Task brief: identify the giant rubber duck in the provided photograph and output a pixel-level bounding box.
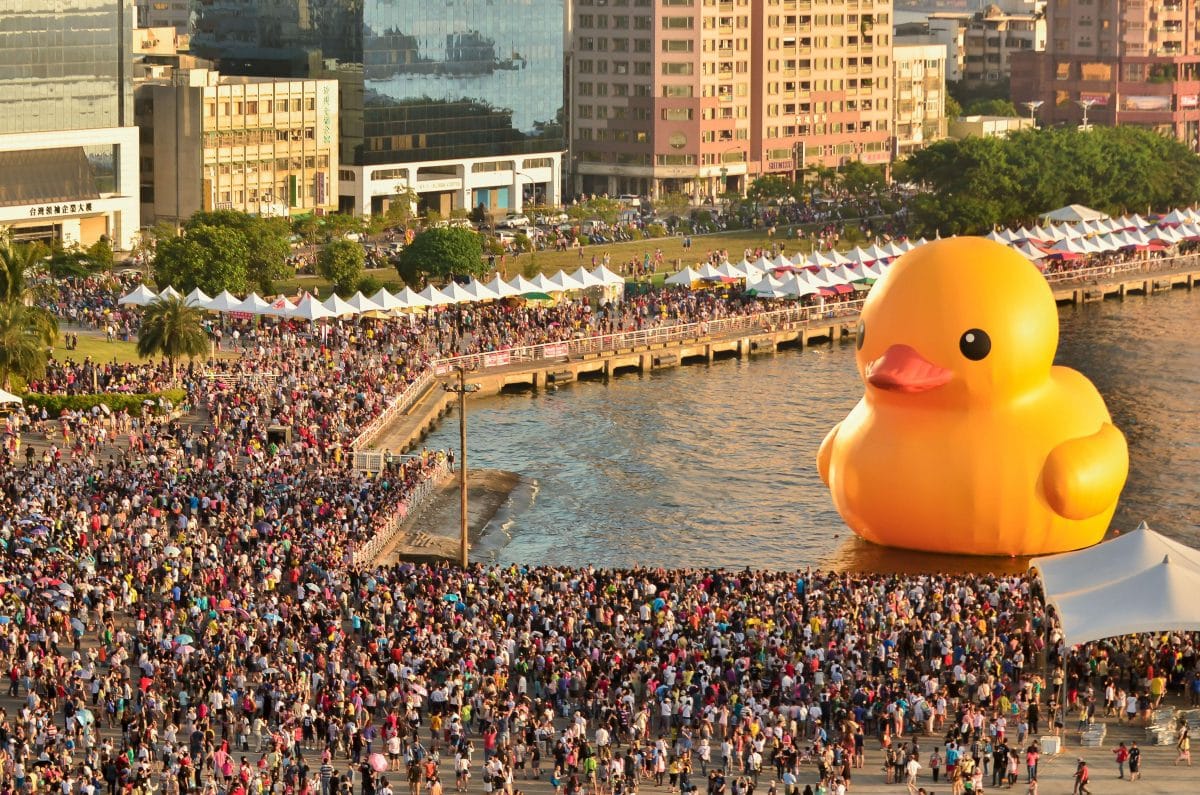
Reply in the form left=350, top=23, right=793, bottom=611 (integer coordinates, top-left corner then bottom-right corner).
left=818, top=237, right=1128, bottom=556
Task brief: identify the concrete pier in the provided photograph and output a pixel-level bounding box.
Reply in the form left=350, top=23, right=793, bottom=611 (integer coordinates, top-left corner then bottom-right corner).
left=367, top=264, right=1197, bottom=456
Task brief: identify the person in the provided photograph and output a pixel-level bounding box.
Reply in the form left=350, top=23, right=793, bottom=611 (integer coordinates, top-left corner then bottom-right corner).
left=928, top=750, right=940, bottom=784
left=1072, top=759, right=1090, bottom=795
left=905, top=755, right=921, bottom=794
left=1128, top=741, right=1141, bottom=780
left=1176, top=726, right=1191, bottom=767
left=1113, top=742, right=1129, bottom=779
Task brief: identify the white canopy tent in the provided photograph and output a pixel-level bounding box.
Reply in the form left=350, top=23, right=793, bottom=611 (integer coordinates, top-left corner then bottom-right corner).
left=184, top=288, right=211, bottom=307
left=118, top=284, right=158, bottom=306
left=589, top=265, right=627, bottom=286
left=664, top=267, right=704, bottom=286
left=393, top=287, right=432, bottom=310
left=321, top=293, right=358, bottom=317
left=0, top=389, right=22, bottom=405
left=289, top=295, right=335, bottom=321
left=438, top=281, right=476, bottom=304
left=236, top=293, right=273, bottom=314
left=460, top=280, right=500, bottom=303
left=485, top=276, right=521, bottom=299
left=344, top=292, right=384, bottom=314
left=1032, top=523, right=1200, bottom=645
left=1040, top=204, right=1109, bottom=223
left=418, top=285, right=454, bottom=307
left=158, top=286, right=182, bottom=301
left=570, top=267, right=606, bottom=289
left=262, top=296, right=296, bottom=317
left=506, top=275, right=542, bottom=295
left=369, top=288, right=406, bottom=312
left=204, top=290, right=244, bottom=313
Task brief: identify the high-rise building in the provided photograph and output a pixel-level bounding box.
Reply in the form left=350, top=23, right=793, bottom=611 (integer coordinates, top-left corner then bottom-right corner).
left=893, top=43, right=947, bottom=157
left=134, top=0, right=190, bottom=34
left=193, top=0, right=566, bottom=216
left=1011, top=0, right=1200, bottom=147
left=136, top=68, right=339, bottom=224
left=0, top=0, right=141, bottom=249
left=924, top=4, right=1045, bottom=85
left=568, top=0, right=894, bottom=200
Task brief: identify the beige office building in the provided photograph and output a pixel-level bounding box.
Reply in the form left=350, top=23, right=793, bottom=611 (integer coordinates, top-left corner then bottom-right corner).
left=569, top=0, right=894, bottom=200
left=927, top=4, right=1045, bottom=85
left=137, top=68, right=338, bottom=224
left=893, top=43, right=947, bottom=156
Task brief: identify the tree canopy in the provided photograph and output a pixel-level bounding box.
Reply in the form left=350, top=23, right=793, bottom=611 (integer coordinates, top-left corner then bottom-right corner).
left=394, top=227, right=486, bottom=284
left=185, top=211, right=293, bottom=293
left=136, top=296, right=210, bottom=374
left=153, top=224, right=252, bottom=295
left=903, top=126, right=1200, bottom=237
left=318, top=239, right=366, bottom=296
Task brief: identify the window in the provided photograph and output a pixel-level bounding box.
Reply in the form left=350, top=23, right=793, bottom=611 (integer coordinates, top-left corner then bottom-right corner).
left=662, top=62, right=694, bottom=75
left=662, top=108, right=693, bottom=120
left=662, top=16, right=694, bottom=28
left=663, top=39, right=694, bottom=51
left=663, top=84, right=693, bottom=97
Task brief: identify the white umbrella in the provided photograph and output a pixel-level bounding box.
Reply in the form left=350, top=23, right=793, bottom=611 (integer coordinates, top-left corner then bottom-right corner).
left=262, top=296, right=296, bottom=317
left=237, top=292, right=273, bottom=314
left=507, top=275, right=542, bottom=295
left=589, top=265, right=626, bottom=286
left=570, top=267, right=606, bottom=289
left=322, top=293, right=358, bottom=316
left=418, top=285, right=455, bottom=306
left=393, top=287, right=432, bottom=310
left=664, top=267, right=704, bottom=286
left=205, top=290, right=243, bottom=313
left=485, top=275, right=521, bottom=298
left=369, top=288, right=405, bottom=311
left=460, top=280, right=500, bottom=302
left=344, top=292, right=384, bottom=313
left=118, top=285, right=157, bottom=306
left=158, top=286, right=182, bottom=301
left=289, top=295, right=335, bottom=321
left=185, top=287, right=211, bottom=307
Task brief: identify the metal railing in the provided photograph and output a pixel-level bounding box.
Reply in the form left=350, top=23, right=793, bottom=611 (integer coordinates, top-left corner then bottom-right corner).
left=349, top=368, right=435, bottom=454
left=1043, top=253, right=1199, bottom=284
left=351, top=459, right=450, bottom=566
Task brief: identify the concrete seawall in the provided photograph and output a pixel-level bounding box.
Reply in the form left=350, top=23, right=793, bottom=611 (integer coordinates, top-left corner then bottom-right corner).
left=371, top=266, right=1198, bottom=457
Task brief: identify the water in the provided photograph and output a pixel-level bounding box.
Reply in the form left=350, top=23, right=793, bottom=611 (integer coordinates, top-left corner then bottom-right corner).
left=425, top=291, right=1200, bottom=572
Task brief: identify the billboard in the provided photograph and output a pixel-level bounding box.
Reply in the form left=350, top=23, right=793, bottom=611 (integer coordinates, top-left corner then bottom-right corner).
left=1121, top=95, right=1171, bottom=112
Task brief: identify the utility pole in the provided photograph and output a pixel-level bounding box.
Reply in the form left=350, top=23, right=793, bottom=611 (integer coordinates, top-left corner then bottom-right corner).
left=444, top=366, right=479, bottom=568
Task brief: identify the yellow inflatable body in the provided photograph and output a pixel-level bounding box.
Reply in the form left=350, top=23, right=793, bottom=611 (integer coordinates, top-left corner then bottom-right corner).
left=818, top=237, right=1128, bottom=556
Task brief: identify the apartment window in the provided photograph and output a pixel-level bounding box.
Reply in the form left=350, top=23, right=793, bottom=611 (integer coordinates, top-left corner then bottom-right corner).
left=613, top=15, right=629, bottom=27
left=663, top=84, right=694, bottom=97
left=579, top=13, right=593, bottom=26
left=578, top=59, right=594, bottom=73
left=662, top=62, right=694, bottom=75
left=635, top=62, right=652, bottom=75
left=662, top=108, right=694, bottom=121
left=662, top=16, right=694, bottom=28
left=635, top=39, right=652, bottom=52
left=578, top=81, right=594, bottom=96
left=634, top=15, right=652, bottom=28
left=663, top=39, right=694, bottom=52
left=613, top=38, right=629, bottom=51
left=663, top=0, right=694, bottom=4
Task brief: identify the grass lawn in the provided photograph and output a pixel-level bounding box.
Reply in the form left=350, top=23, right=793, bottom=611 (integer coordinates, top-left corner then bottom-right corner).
left=51, top=332, right=144, bottom=365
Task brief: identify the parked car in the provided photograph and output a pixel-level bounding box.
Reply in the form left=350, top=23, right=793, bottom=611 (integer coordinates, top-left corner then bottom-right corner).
left=498, top=213, right=530, bottom=228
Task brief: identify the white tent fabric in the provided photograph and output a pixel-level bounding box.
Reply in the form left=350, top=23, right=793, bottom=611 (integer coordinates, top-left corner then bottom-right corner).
left=695, top=263, right=726, bottom=281
left=438, top=281, right=476, bottom=304
left=746, top=275, right=789, bottom=298
left=460, top=280, right=500, bottom=302
left=716, top=262, right=748, bottom=280
left=546, top=270, right=585, bottom=292
left=485, top=276, right=521, bottom=298
left=777, top=274, right=819, bottom=298
left=344, top=292, right=383, bottom=313
left=184, top=288, right=211, bottom=307
left=237, top=293, right=273, bottom=314
left=570, top=267, right=606, bottom=289
left=204, top=290, right=243, bottom=313
left=369, top=288, right=405, bottom=311
left=0, top=389, right=22, bottom=405
left=1032, top=524, right=1200, bottom=645
left=418, top=285, right=454, bottom=306
left=1040, top=204, right=1109, bottom=223
left=506, top=275, right=542, bottom=295
left=589, top=265, right=626, bottom=286
left=1013, top=241, right=1047, bottom=261
left=158, top=286, right=181, bottom=301
left=321, top=293, right=358, bottom=317
left=289, top=295, right=335, bottom=321
left=1159, top=208, right=1198, bottom=225
left=393, top=287, right=432, bottom=309
left=262, top=296, right=296, bottom=317
left=664, top=267, right=703, bottom=286
left=118, top=285, right=158, bottom=306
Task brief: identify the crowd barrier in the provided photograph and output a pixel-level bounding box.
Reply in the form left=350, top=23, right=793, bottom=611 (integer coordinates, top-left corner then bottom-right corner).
left=351, top=458, right=450, bottom=566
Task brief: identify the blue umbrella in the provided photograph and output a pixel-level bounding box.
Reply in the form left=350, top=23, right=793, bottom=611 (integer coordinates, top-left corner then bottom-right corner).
left=174, top=634, right=194, bottom=645
left=263, top=613, right=282, bottom=623
left=0, top=617, right=10, bottom=625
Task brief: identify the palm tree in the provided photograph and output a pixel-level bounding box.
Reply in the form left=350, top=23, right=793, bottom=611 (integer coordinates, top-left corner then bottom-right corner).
left=137, top=296, right=211, bottom=376
left=0, top=238, right=44, bottom=304
left=0, top=302, right=57, bottom=390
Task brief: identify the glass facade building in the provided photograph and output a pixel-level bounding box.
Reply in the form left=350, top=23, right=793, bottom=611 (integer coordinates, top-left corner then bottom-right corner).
left=193, top=0, right=565, bottom=168
left=0, top=0, right=134, bottom=135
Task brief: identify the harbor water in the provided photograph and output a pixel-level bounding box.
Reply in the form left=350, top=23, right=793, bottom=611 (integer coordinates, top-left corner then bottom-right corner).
left=424, top=290, right=1199, bottom=572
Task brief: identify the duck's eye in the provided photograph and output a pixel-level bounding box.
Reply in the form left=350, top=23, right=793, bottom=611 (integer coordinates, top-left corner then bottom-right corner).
left=959, top=329, right=991, bottom=361
left=856, top=321, right=865, bottom=350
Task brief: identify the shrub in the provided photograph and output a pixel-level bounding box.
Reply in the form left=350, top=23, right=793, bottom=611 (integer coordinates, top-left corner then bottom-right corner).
left=20, top=389, right=188, bottom=418
left=645, top=223, right=668, bottom=238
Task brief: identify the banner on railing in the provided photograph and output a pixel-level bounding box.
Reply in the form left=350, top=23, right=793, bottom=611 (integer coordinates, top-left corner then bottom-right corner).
left=483, top=351, right=511, bottom=368
left=544, top=342, right=569, bottom=358
left=434, top=362, right=451, bottom=376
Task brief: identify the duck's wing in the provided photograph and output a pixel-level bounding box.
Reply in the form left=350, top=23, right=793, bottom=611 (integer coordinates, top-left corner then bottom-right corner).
left=817, top=421, right=841, bottom=486
left=1042, top=422, right=1128, bottom=520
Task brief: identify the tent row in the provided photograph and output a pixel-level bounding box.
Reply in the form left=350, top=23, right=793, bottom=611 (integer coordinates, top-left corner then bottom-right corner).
left=118, top=266, right=627, bottom=317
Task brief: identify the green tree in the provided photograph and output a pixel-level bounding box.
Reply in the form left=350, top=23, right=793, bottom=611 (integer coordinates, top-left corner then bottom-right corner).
left=945, top=94, right=963, bottom=119
left=395, top=227, right=485, bottom=283
left=0, top=302, right=57, bottom=390
left=153, top=224, right=251, bottom=295
left=0, top=239, right=43, bottom=304
left=136, top=296, right=210, bottom=375
left=86, top=237, right=115, bottom=270
left=566, top=197, right=622, bottom=224
left=746, top=176, right=795, bottom=204
left=185, top=211, right=292, bottom=293
left=965, top=98, right=1019, bottom=117
left=653, top=192, right=691, bottom=218
left=317, top=239, right=366, bottom=296
left=840, top=162, right=886, bottom=195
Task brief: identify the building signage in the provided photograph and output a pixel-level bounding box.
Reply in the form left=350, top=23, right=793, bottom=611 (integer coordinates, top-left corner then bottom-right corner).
left=767, top=160, right=794, bottom=171
left=315, top=172, right=327, bottom=206
left=1079, top=92, right=1110, bottom=106
left=1121, top=95, right=1170, bottom=112
left=319, top=83, right=335, bottom=146
left=1179, top=95, right=1199, bottom=109
left=413, top=179, right=462, bottom=193
left=27, top=202, right=95, bottom=217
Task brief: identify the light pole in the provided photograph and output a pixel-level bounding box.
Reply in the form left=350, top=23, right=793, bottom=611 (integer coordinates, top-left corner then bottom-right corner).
left=514, top=169, right=537, bottom=267
left=1075, top=98, right=1097, bottom=130
left=444, top=366, right=480, bottom=568
left=1022, top=100, right=1044, bottom=127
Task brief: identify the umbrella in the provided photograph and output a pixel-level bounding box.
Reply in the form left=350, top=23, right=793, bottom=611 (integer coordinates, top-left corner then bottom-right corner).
left=0, top=616, right=11, bottom=624
left=369, top=753, right=388, bottom=773
left=174, top=634, right=194, bottom=645
left=164, top=545, right=181, bottom=557
left=76, top=709, right=95, bottom=726
left=71, top=618, right=85, bottom=632
left=264, top=612, right=282, bottom=623
left=175, top=645, right=196, bottom=656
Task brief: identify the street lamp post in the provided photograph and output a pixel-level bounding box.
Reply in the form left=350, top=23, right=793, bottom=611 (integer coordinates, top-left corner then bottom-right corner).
left=514, top=169, right=537, bottom=267
left=1075, top=98, right=1098, bottom=130
left=444, top=366, right=480, bottom=568
left=1022, top=100, right=1044, bottom=127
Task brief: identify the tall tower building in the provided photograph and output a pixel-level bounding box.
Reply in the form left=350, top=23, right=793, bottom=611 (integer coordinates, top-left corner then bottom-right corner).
left=1011, top=0, right=1200, bottom=148
left=193, top=0, right=566, bottom=217
left=568, top=0, right=894, bottom=200
left=0, top=0, right=141, bottom=249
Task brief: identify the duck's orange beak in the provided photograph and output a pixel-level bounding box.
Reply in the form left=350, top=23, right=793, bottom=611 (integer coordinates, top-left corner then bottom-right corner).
left=866, top=344, right=953, bottom=393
